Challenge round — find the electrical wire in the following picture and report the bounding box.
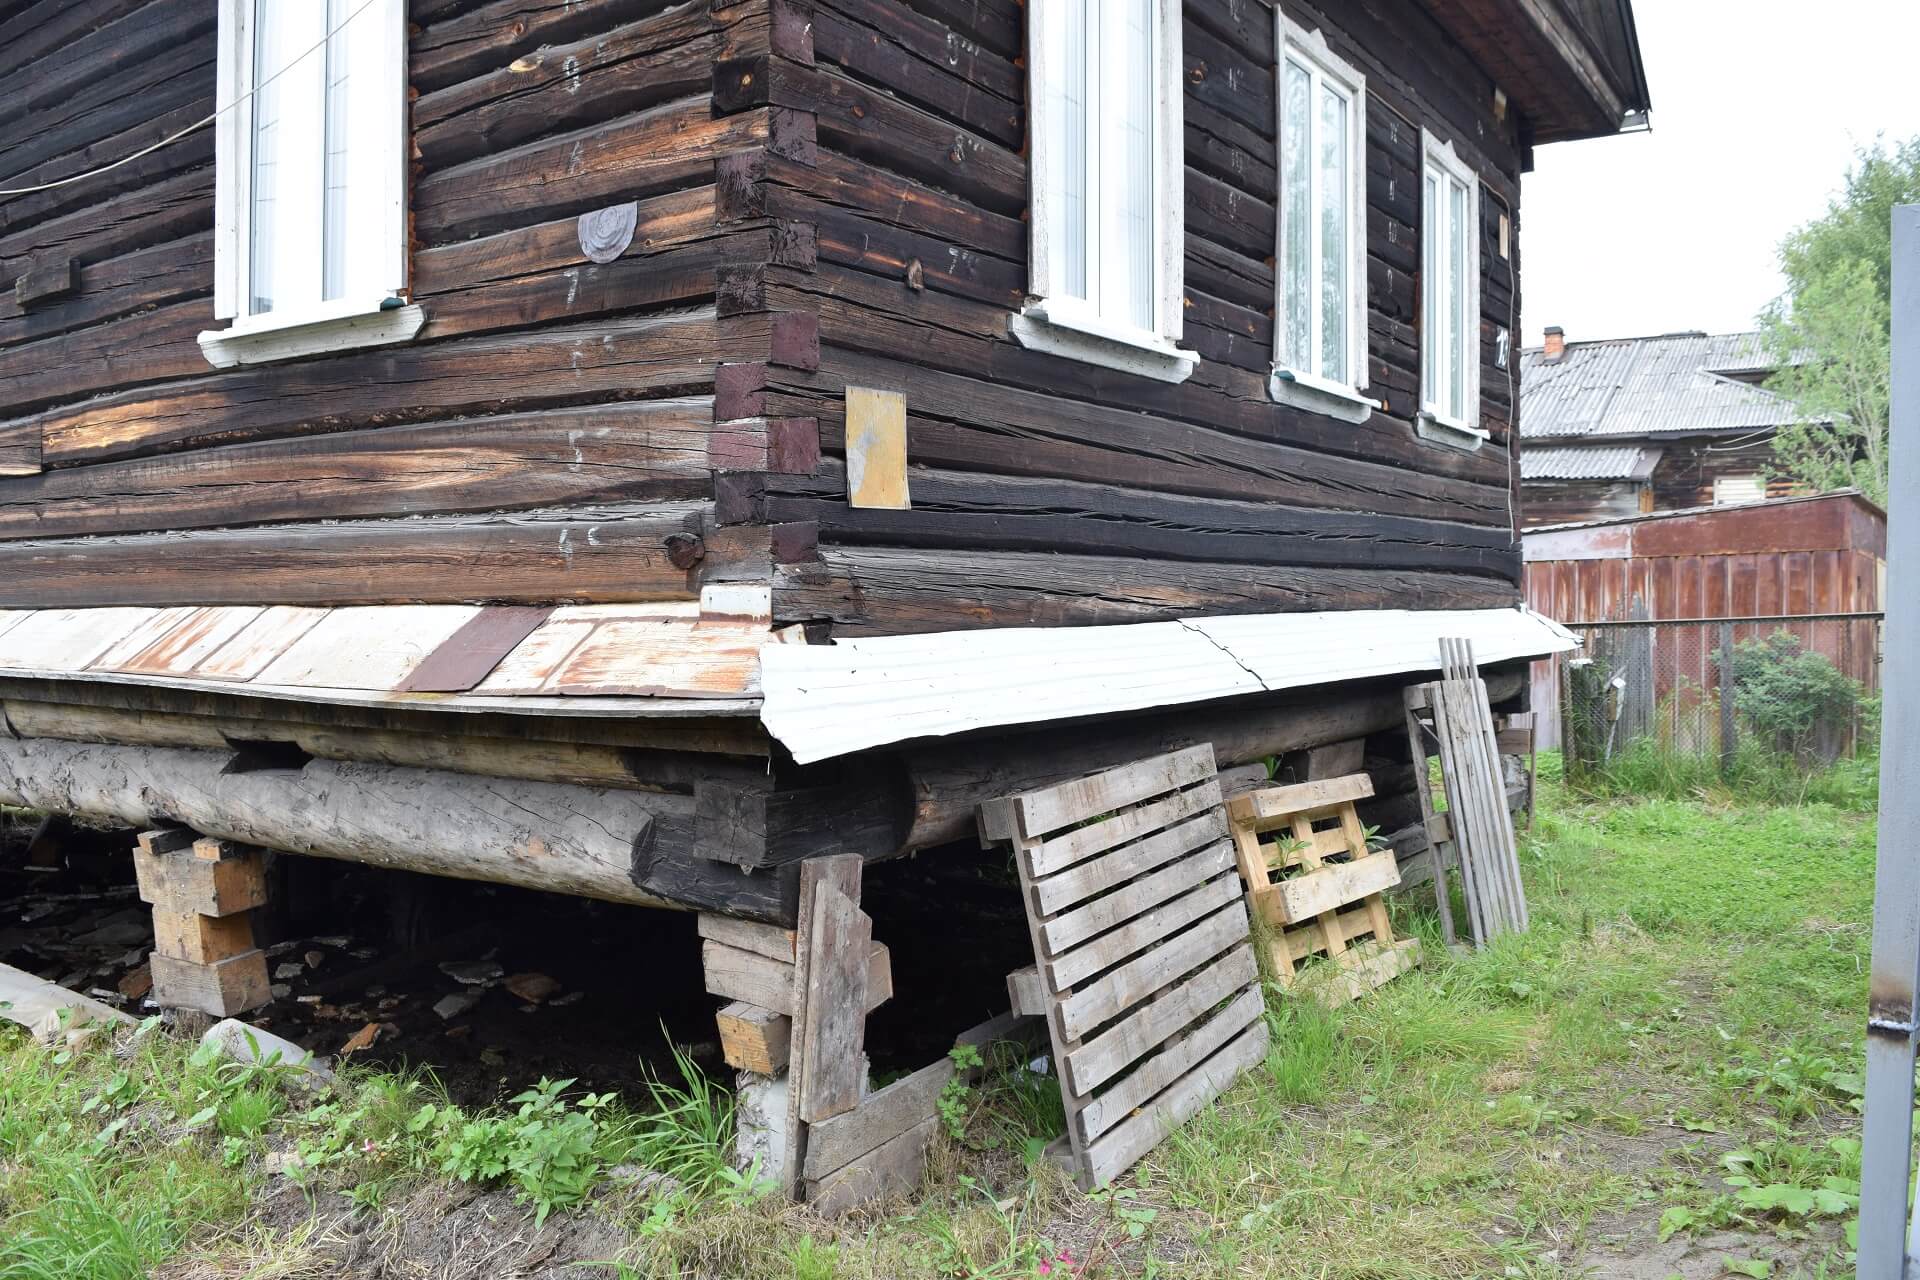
[0,0,379,198]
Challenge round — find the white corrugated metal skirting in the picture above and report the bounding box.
[760,607,1579,764]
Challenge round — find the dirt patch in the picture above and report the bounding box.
[158,1177,638,1280]
[1577,1217,1846,1280]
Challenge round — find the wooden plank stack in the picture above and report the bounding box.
[1226,774,1421,1007]
[980,744,1268,1191]
[1404,638,1531,945]
[132,829,271,1017]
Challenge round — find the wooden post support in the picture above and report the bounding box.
[698,863,887,1200]
[133,830,271,1017]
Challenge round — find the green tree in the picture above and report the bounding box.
[1760,136,1920,506]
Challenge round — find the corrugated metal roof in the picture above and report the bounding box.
[1519,444,1660,481]
[1520,331,1815,439]
[761,608,1578,764]
[0,590,781,712]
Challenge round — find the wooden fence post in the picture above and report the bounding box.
[1719,622,1737,776]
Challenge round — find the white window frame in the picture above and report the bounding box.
[1713,473,1767,506]
[200,0,419,368]
[1417,130,1486,447]
[1014,0,1195,384]
[1269,13,1373,424]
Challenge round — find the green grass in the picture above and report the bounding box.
[0,761,1881,1278]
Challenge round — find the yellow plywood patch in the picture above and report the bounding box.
[845,387,909,510]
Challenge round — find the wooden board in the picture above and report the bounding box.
[844,385,909,509]
[716,1001,792,1075]
[1407,639,1531,946]
[984,745,1265,1190]
[132,843,268,918]
[149,949,271,1018]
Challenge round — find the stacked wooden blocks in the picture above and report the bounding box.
[132,829,271,1017]
[1227,774,1420,1007]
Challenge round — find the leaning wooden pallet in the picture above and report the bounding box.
[1405,638,1531,945]
[1226,773,1420,1007]
[978,744,1268,1191]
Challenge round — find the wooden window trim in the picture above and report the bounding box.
[1417,129,1487,449]
[1017,0,1195,384]
[201,0,413,368]
[1270,11,1372,417]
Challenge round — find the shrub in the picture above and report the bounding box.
[1720,630,1864,764]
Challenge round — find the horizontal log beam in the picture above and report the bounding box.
[0,402,734,540]
[0,503,766,608]
[0,735,794,920]
[898,671,1525,853]
[726,464,1518,580]
[0,699,766,792]
[776,549,1520,635]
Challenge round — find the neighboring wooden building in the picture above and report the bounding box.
[2,1,1648,1168]
[1523,490,1885,749]
[1518,329,1815,527]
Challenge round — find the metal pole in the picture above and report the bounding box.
[1719,621,1736,777]
[1859,203,1920,1279]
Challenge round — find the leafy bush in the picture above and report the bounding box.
[1721,630,1865,764]
[426,1077,612,1226]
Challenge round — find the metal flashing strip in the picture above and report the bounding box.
[760,607,1579,764]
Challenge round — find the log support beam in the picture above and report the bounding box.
[0,734,796,921]
[133,829,271,1018]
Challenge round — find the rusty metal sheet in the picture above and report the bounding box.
[254,606,483,691]
[193,606,333,681]
[473,602,766,698]
[117,606,267,677]
[471,619,601,695]
[0,608,158,672]
[90,607,205,672]
[542,616,767,697]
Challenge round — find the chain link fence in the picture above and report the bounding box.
[1553,612,1883,778]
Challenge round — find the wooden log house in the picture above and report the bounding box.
[0,0,1647,1191]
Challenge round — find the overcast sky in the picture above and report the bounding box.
[1519,0,1920,349]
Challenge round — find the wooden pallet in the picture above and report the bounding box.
[1226,773,1420,1007]
[979,744,1268,1191]
[1404,638,1530,946]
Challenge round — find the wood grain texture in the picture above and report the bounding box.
[0,504,764,608]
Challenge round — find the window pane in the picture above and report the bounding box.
[1423,172,1440,410]
[322,0,351,301]
[249,0,288,315]
[1318,84,1348,382]
[1046,0,1088,301]
[1449,179,1467,420]
[1281,58,1311,371]
[1105,0,1155,332]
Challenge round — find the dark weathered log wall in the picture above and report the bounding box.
[707,0,1528,635]
[0,0,818,608]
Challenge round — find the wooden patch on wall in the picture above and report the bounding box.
[844,387,908,510]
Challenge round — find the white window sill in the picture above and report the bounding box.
[1008,308,1198,384]
[198,299,426,369]
[1415,409,1490,451]
[1269,366,1379,424]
